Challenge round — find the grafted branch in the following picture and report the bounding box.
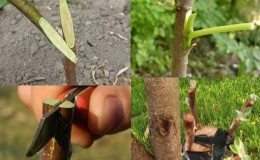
[172,0,193,77]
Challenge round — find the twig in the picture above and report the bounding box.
[228,96,255,137]
[172,0,193,77]
[109,32,128,40]
[188,80,200,130]
[18,77,45,85]
[112,66,130,85]
[183,112,194,151]
[91,64,105,85]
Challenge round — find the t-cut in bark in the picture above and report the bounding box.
[131,134,153,160]
[228,98,254,137]
[172,0,193,77]
[144,78,181,160]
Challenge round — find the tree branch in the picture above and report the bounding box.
[144,78,181,160]
[172,0,193,77]
[8,0,78,84]
[131,133,153,160]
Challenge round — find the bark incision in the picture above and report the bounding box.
[144,78,181,160]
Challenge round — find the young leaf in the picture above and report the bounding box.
[243,155,251,160]
[39,17,78,63]
[229,144,238,154]
[242,107,252,117]
[59,0,75,48]
[235,137,246,157]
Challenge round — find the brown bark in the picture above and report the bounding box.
[188,82,199,130]
[194,126,218,136]
[41,101,64,160]
[8,0,43,32]
[189,143,211,152]
[144,78,181,160]
[228,97,254,137]
[41,101,74,160]
[183,112,194,151]
[131,133,153,160]
[172,0,193,77]
[63,47,77,85]
[228,118,241,138]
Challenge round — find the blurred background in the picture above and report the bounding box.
[131,0,260,77]
[0,87,130,160]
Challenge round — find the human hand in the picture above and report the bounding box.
[18,86,130,148]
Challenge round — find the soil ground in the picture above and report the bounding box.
[0,0,130,85]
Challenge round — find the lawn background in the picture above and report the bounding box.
[132,77,260,159]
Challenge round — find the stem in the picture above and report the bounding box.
[144,78,181,160]
[228,96,255,137]
[183,112,194,151]
[41,100,74,160]
[189,23,254,39]
[60,0,77,84]
[131,133,153,160]
[8,0,78,84]
[8,0,43,31]
[41,100,63,160]
[63,46,77,84]
[172,0,193,77]
[188,81,199,130]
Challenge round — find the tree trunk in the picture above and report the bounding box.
[131,133,153,160]
[172,0,193,77]
[144,78,181,160]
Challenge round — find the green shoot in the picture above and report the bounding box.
[230,137,251,160]
[59,0,75,48]
[235,107,252,122]
[184,11,255,50]
[39,17,78,63]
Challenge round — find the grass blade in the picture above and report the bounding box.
[39,17,78,63]
[59,0,75,48]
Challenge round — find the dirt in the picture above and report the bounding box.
[0,0,130,85]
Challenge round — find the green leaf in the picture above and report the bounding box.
[242,107,252,117]
[39,17,78,63]
[243,155,251,160]
[253,49,260,60]
[59,0,75,48]
[0,0,7,10]
[230,144,238,154]
[234,137,241,147]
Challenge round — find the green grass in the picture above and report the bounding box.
[131,78,147,117]
[131,78,152,154]
[0,0,7,10]
[179,78,260,159]
[132,78,260,159]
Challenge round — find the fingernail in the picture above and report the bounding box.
[102,96,123,134]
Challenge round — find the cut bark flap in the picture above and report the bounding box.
[158,114,176,137]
